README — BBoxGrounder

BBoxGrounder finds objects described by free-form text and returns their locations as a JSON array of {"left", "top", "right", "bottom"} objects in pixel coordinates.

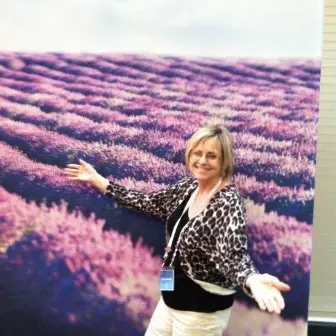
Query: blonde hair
[{"left": 185, "top": 124, "right": 234, "bottom": 179}]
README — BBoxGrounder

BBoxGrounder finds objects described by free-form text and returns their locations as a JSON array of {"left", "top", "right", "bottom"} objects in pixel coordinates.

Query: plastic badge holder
[{"left": 160, "top": 267, "right": 175, "bottom": 291}]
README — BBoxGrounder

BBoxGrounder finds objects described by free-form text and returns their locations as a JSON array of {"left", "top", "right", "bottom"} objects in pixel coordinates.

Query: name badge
[{"left": 160, "top": 267, "right": 175, "bottom": 291}]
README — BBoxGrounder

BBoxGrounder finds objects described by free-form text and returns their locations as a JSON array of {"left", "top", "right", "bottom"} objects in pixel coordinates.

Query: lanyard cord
[{"left": 162, "top": 178, "right": 222, "bottom": 268}]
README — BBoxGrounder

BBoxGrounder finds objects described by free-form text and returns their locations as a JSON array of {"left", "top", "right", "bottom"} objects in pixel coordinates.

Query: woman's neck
[
  {"left": 197, "top": 177, "right": 230, "bottom": 195},
  {"left": 197, "top": 177, "right": 222, "bottom": 195}
]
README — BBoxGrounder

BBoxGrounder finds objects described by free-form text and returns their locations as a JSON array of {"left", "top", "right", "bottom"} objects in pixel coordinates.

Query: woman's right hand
[{"left": 64, "top": 159, "right": 98, "bottom": 183}]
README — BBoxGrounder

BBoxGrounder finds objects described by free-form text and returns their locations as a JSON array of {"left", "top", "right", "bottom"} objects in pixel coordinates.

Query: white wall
[{"left": 309, "top": 0, "right": 336, "bottom": 322}]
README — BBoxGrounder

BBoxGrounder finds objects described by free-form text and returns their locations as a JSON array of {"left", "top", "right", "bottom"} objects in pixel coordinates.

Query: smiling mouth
[{"left": 195, "top": 167, "right": 210, "bottom": 171}]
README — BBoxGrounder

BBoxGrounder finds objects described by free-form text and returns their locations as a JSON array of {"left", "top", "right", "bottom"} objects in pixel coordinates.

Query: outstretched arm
[
  {"left": 216, "top": 192, "right": 290, "bottom": 314},
  {"left": 65, "top": 159, "right": 190, "bottom": 221},
  {"left": 104, "top": 179, "right": 176, "bottom": 220}
]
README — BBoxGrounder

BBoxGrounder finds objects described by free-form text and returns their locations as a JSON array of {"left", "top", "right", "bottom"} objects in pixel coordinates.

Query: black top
[{"left": 161, "top": 190, "right": 235, "bottom": 313}]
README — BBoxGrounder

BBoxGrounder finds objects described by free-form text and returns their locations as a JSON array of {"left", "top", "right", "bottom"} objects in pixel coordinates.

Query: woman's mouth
[{"left": 195, "top": 166, "right": 210, "bottom": 172}]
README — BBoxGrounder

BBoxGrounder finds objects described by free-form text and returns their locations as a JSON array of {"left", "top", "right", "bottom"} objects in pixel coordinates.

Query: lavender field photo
[{"left": 0, "top": 51, "right": 319, "bottom": 335}]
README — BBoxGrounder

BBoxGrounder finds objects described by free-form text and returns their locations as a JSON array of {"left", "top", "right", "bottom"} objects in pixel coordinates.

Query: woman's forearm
[{"left": 90, "top": 173, "right": 110, "bottom": 193}]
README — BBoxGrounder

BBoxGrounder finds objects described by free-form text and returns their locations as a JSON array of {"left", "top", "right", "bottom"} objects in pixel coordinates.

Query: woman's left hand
[{"left": 246, "top": 273, "right": 291, "bottom": 314}]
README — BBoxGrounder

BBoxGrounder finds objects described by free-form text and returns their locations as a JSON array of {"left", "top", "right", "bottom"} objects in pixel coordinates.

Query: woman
[{"left": 64, "top": 124, "right": 290, "bottom": 336}]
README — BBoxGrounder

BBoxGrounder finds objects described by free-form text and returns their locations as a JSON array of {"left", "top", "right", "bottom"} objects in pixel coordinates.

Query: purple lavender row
[
  {"left": 0, "top": 66, "right": 312, "bottom": 124},
  {"left": 144, "top": 108, "right": 316, "bottom": 142},
  {"left": 0, "top": 141, "right": 96, "bottom": 202},
  {"left": 0, "top": 99, "right": 315, "bottom": 168},
  {"left": 0, "top": 116, "right": 315, "bottom": 189},
  {"left": 0, "top": 74, "right": 314, "bottom": 131},
  {"left": 97, "top": 54, "right": 320, "bottom": 88},
  {"left": 235, "top": 147, "right": 314, "bottom": 188},
  {"left": 32, "top": 51, "right": 319, "bottom": 86},
  {"left": 0, "top": 54, "right": 319, "bottom": 121},
  {"left": 245, "top": 199, "right": 311, "bottom": 279},
  {"left": 0, "top": 99, "right": 187, "bottom": 161},
  {"left": 0, "top": 139, "right": 314, "bottom": 225},
  {"left": 0, "top": 186, "right": 160, "bottom": 335},
  {"left": 0, "top": 74, "right": 318, "bottom": 158},
  {"left": 0, "top": 88, "right": 315, "bottom": 149},
  {"left": 1, "top": 51, "right": 320, "bottom": 96},
  {"left": 59, "top": 55, "right": 321, "bottom": 112},
  {"left": 0, "top": 80, "right": 317, "bottom": 145},
  {"left": 232, "top": 131, "right": 315, "bottom": 160},
  {"left": 92, "top": 55, "right": 319, "bottom": 98},
  {"left": 23, "top": 63, "right": 319, "bottom": 123},
  {"left": 0, "top": 141, "right": 171, "bottom": 253},
  {"left": 234, "top": 174, "right": 314, "bottom": 224},
  {"left": 0, "top": 96, "right": 316, "bottom": 163},
  {"left": 0, "top": 68, "right": 318, "bottom": 138},
  {"left": 1, "top": 60, "right": 155, "bottom": 96},
  {"left": 0, "top": 63, "right": 318, "bottom": 124},
  {"left": 0, "top": 72, "right": 318, "bottom": 135},
  {"left": 2, "top": 110, "right": 315, "bottom": 187},
  {"left": 244, "top": 200, "right": 312, "bottom": 317},
  {"left": 1, "top": 52, "right": 262, "bottom": 87},
  {"left": 186, "top": 56, "right": 320, "bottom": 85},
  {"left": 0, "top": 93, "right": 149, "bottom": 129},
  {"left": 0, "top": 128, "right": 313, "bottom": 224},
  {"left": 0, "top": 116, "right": 187, "bottom": 184}
]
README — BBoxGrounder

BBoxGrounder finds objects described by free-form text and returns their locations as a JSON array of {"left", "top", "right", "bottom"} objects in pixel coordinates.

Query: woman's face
[{"left": 188, "top": 137, "right": 223, "bottom": 183}]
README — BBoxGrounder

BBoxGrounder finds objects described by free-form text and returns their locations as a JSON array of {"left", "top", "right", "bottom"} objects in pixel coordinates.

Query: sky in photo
[{"left": 0, "top": 0, "right": 323, "bottom": 57}]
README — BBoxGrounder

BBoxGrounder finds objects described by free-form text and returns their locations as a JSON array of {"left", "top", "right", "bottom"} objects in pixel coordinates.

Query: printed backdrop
[{"left": 0, "top": 1, "right": 323, "bottom": 335}]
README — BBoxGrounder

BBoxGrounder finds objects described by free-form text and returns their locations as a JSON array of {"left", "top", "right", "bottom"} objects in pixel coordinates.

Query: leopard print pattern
[{"left": 105, "top": 177, "right": 258, "bottom": 292}]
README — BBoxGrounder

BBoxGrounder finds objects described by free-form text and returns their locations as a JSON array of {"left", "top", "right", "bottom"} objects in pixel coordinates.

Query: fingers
[
  {"left": 67, "top": 176, "right": 80, "bottom": 181},
  {"left": 63, "top": 167, "right": 81, "bottom": 181},
  {"left": 262, "top": 273, "right": 279, "bottom": 283},
  {"left": 64, "top": 167, "right": 79, "bottom": 172},
  {"left": 255, "top": 297, "right": 267, "bottom": 312},
  {"left": 263, "top": 296, "right": 277, "bottom": 314},
  {"left": 266, "top": 291, "right": 284, "bottom": 314},
  {"left": 269, "top": 279, "right": 291, "bottom": 292},
  {"left": 64, "top": 171, "right": 78, "bottom": 177},
  {"left": 264, "top": 274, "right": 291, "bottom": 292},
  {"left": 273, "top": 289, "right": 285, "bottom": 311},
  {"left": 275, "top": 281, "right": 291, "bottom": 292},
  {"left": 256, "top": 292, "right": 283, "bottom": 314},
  {"left": 66, "top": 159, "right": 89, "bottom": 169},
  {"left": 66, "top": 164, "right": 81, "bottom": 169},
  {"left": 265, "top": 288, "right": 286, "bottom": 314},
  {"left": 252, "top": 274, "right": 289, "bottom": 315},
  {"left": 79, "top": 159, "right": 90, "bottom": 166},
  {"left": 64, "top": 168, "right": 79, "bottom": 175},
  {"left": 254, "top": 287, "right": 277, "bottom": 314}
]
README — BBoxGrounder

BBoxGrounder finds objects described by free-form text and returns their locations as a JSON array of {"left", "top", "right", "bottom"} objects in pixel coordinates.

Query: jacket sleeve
[
  {"left": 216, "top": 191, "right": 259, "bottom": 296},
  {"left": 104, "top": 177, "right": 191, "bottom": 221}
]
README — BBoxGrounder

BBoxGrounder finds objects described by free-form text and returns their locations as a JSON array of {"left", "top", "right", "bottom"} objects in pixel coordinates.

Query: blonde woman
[{"left": 64, "top": 124, "right": 290, "bottom": 336}]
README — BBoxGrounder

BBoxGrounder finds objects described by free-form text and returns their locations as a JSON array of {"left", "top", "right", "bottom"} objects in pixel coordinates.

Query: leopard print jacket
[{"left": 104, "top": 176, "right": 259, "bottom": 293}]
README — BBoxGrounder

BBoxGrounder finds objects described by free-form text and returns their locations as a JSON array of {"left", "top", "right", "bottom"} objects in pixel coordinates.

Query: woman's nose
[{"left": 199, "top": 155, "right": 207, "bottom": 163}]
